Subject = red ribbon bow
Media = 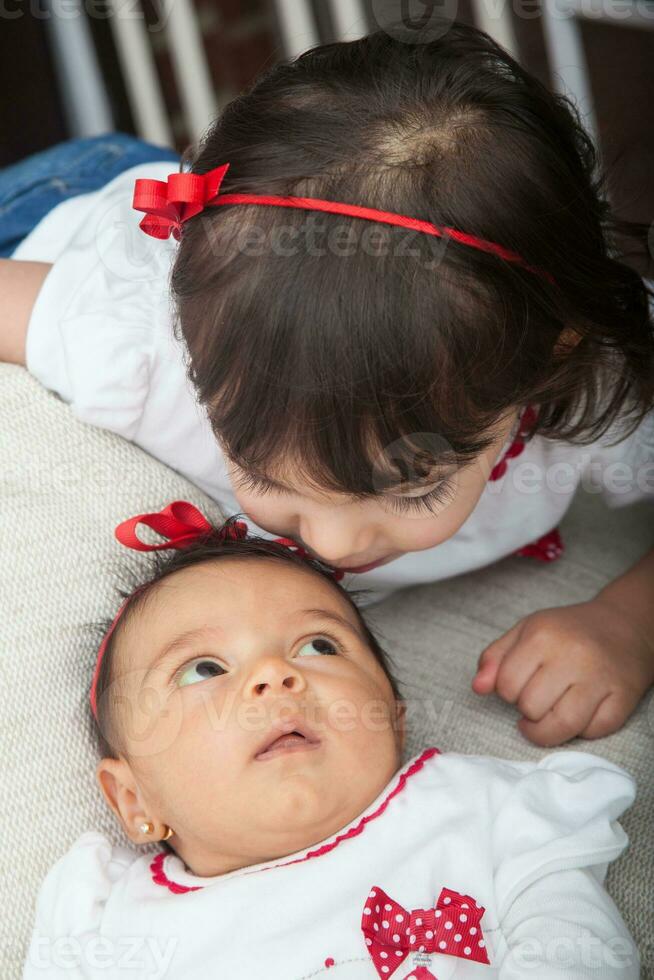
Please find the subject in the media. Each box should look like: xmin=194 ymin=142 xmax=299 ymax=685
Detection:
xmin=115 ymin=500 xmax=246 ymax=550
xmin=132 ymin=164 xmax=231 ymax=240
xmin=113 ymin=501 xmax=344 ymax=580
xmin=361 ymin=885 xmax=490 ymax=979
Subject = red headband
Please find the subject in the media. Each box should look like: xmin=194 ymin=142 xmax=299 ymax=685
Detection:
xmin=132 ymin=163 xmax=554 ymax=283
xmin=90 ymin=500 xmax=343 ymax=720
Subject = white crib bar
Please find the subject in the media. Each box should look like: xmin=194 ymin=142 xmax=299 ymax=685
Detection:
xmin=328 ymin=0 xmax=369 ymax=41
xmin=106 ymin=0 xmax=173 ymax=146
xmin=540 ymin=0 xmax=599 ymax=149
xmin=44 ymin=0 xmax=115 ymax=137
xmin=471 ymin=0 xmax=519 ymax=60
xmin=273 ymin=0 xmax=320 ymax=59
xmin=160 ymin=0 xmax=218 ymax=143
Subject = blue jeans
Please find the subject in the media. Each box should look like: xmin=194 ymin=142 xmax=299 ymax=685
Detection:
xmin=0 ymin=132 xmax=180 ymax=258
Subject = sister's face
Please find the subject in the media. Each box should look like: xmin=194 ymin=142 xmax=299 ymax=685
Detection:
xmin=225 ymin=411 xmax=519 ymax=573
xmin=97 ymin=559 xmax=404 ymax=878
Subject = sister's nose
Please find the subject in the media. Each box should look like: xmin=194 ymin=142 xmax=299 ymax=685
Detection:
xmin=244 ymin=657 xmax=307 ymax=699
xmin=298 ymin=519 xmax=373 ymax=566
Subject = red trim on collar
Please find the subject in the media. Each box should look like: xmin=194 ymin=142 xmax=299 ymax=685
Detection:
xmin=150 ymin=747 xmax=441 ymax=894
xmin=488 ymin=404 xmax=538 ymax=482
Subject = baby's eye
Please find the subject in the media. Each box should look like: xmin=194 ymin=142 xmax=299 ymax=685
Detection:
xmin=176 ymin=658 xmax=226 ymax=688
xmin=296 ymin=637 xmax=339 ymax=657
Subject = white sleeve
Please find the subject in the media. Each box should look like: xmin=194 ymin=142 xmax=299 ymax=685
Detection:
xmin=21 ymin=170 xmax=236 ymax=504
xmin=23 ymin=162 xmax=179 ymax=444
xmin=490 ymin=751 xmax=638 ymax=978
xmin=585 ymin=277 xmax=654 ymax=510
xmin=22 ymin=832 xmax=133 ymax=979
xmin=584 ymin=408 xmax=654 ymax=509
xmin=497 ymin=867 xmax=639 ymax=978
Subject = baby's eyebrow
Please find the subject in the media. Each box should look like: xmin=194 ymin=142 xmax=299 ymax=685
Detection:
xmin=143 ymin=626 xmax=221 ymax=680
xmin=298 ymin=608 xmax=367 ymax=643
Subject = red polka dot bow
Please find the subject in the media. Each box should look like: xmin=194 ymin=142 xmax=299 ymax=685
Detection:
xmin=361 ymin=885 xmax=490 ymax=979
xmin=132 ymin=164 xmax=230 ymax=240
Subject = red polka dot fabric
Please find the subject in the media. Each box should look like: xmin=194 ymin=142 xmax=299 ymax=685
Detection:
xmin=361 ymin=885 xmax=490 ymax=978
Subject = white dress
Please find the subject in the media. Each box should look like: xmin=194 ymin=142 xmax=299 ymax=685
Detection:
xmin=13 ymin=163 xmax=654 ymax=604
xmin=22 ymin=747 xmax=639 ymax=979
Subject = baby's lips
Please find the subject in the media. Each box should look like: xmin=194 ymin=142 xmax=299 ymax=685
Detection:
xmin=253 ymin=716 xmax=321 ymax=758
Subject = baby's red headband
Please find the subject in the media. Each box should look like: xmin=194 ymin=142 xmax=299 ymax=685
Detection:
xmin=90 ymin=500 xmax=343 ymax=721
xmin=132 ymin=163 xmax=554 ymax=283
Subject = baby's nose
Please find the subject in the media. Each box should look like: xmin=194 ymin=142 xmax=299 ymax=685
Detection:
xmin=247 ymin=657 xmax=306 ymax=698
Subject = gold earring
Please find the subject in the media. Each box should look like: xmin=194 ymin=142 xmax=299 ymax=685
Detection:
xmin=139 ymin=820 xmax=174 ymax=840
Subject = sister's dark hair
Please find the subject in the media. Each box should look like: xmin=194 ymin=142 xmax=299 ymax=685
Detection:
xmin=171 ymin=20 xmax=653 ymax=496
xmin=88 ymin=514 xmax=401 ymax=770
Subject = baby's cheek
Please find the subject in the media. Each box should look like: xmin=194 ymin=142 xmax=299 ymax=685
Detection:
xmin=327 ymin=676 xmax=397 ymax=742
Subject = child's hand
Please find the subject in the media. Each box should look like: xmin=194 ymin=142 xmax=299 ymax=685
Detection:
xmin=471 ymin=598 xmax=654 ymax=746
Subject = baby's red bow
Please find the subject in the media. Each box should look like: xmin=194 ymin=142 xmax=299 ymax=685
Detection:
xmin=112 ymin=501 xmax=344 ymax=580
xmin=132 ymin=163 xmax=230 ymax=240
xmin=115 ymin=500 xmax=246 ymax=551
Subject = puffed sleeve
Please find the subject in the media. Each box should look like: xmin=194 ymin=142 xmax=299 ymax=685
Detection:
xmin=491 ymin=751 xmax=639 ymax=978
xmin=583 ymin=278 xmax=654 ymax=510
xmin=22 ymin=831 xmax=134 ymax=979
xmin=585 ymin=408 xmax=654 ymax=510
xmin=23 ymin=161 xmax=179 ymax=443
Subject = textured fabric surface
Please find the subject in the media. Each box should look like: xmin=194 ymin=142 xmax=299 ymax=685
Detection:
xmin=1 ymin=363 xmax=652 ymax=979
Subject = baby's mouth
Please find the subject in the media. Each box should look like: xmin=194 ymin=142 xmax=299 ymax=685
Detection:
xmin=254 ymin=723 xmax=321 ymax=760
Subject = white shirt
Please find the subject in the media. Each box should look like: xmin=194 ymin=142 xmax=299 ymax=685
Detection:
xmin=13 ymin=163 xmax=654 ymax=605
xmin=22 ymin=748 xmax=639 ymax=979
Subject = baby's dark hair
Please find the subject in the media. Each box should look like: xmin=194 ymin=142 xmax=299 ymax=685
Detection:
xmin=88 ymin=515 xmax=402 ymax=768
xmin=171 ymin=20 xmax=653 ymax=495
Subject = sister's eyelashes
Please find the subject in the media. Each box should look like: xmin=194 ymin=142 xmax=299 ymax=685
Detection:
xmin=232 ymin=469 xmax=457 ymax=516
xmin=173 ymin=634 xmax=341 ymax=688
xmin=232 ymin=471 xmax=292 ymax=498
xmin=386 ymin=477 xmax=457 ymax=515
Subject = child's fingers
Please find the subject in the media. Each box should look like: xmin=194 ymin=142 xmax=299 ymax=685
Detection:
xmin=517 ymin=684 xmax=606 ymax=747
xmin=493 ymin=646 xmax=546 ymax=707
xmin=580 ymin=692 xmax=633 ymax=740
xmin=471 ymin=622 xmax=523 ymax=695
xmin=512 ymin=663 xmax=569 ymax=721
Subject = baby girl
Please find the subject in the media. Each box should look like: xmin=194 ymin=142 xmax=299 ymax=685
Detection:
xmin=23 ymin=502 xmax=639 ymax=979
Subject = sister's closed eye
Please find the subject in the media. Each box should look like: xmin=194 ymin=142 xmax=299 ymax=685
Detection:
xmin=174 ymin=634 xmax=341 ymax=688
xmin=386 ymin=477 xmax=456 ymax=515
xmin=233 ymin=470 xmax=457 ymax=517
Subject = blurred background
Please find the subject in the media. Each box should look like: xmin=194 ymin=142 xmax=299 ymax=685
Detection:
xmin=1 ymin=0 xmax=653 ymax=263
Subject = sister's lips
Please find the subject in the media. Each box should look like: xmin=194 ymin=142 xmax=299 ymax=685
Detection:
xmin=254 ymin=720 xmax=321 ymax=759
xmin=336 ymin=553 xmax=401 ymax=573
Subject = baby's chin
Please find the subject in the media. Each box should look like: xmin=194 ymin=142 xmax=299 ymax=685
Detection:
xmin=230 ymin=767 xmax=360 ymax=860
xmin=255 ymin=763 xmax=344 ymax=833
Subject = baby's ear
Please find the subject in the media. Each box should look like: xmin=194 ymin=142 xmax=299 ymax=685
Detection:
xmin=96 ymin=758 xmax=152 ymax=844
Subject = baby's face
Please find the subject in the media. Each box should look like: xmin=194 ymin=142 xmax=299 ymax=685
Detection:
xmin=97 ymin=559 xmax=404 ymax=877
